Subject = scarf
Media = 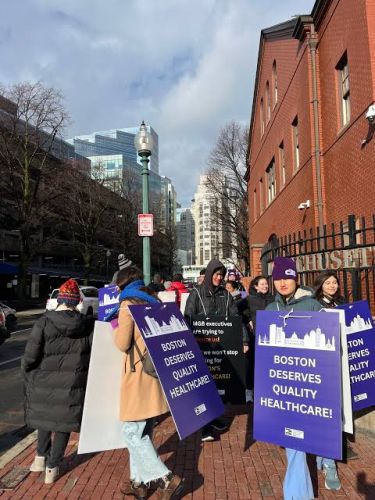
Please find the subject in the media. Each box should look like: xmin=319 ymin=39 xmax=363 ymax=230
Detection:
xmin=104 ymin=280 xmax=159 ymax=321
xmin=119 ymin=280 xmax=159 ymax=304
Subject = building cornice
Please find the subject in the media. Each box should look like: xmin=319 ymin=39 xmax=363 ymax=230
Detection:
xmin=311 ymin=0 xmax=333 ymax=30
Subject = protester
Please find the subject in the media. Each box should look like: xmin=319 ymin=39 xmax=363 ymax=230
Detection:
xmin=196 ymin=268 xmax=206 ymax=286
xmin=243 ymin=275 xmax=274 ymax=332
xmin=225 ymin=280 xmax=243 ymax=304
xmin=167 ymin=273 xmax=189 ymax=306
xmin=266 ymin=257 xmax=341 ymax=497
xmin=185 ymin=259 xmax=248 ymax=441
xmin=114 ymin=266 xmax=184 ymax=499
xmin=111 ymin=254 xmax=133 ymax=284
xmin=314 ymin=271 xmax=345 ymax=308
xmin=241 ymin=276 xmax=274 ymax=402
xmin=314 ymin=271 xmax=358 ymax=461
xmin=22 ymin=279 xmax=93 ymax=484
xmin=148 ymin=273 xmax=165 ymax=293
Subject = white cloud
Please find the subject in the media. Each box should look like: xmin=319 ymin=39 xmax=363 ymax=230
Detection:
xmin=0 ymin=0 xmax=314 ymax=205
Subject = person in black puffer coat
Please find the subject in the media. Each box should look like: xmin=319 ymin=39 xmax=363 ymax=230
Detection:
xmin=243 ymin=275 xmax=274 ymax=332
xmin=22 ymin=279 xmax=93 ymax=484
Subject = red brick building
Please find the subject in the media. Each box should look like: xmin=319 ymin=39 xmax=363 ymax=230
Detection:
xmin=246 ymin=0 xmax=375 ymax=301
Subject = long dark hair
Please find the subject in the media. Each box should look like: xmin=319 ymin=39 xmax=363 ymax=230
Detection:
xmin=116 ymin=266 xmax=158 ymax=301
xmin=313 ymin=271 xmax=341 ymax=301
xmin=249 ymin=275 xmax=268 ymax=294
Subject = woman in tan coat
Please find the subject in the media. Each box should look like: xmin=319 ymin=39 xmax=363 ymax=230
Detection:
xmin=113 ymin=266 xmax=184 ymax=500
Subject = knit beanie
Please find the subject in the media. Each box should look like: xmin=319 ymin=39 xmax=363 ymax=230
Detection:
xmin=118 ymin=254 xmax=132 ymax=270
xmin=57 ymin=278 xmax=81 ymax=306
xmin=272 ymin=256 xmax=298 ymax=281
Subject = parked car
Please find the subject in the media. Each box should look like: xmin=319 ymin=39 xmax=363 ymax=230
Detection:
xmin=0 ymin=306 xmax=10 ymax=346
xmin=0 ymin=301 xmax=17 ymax=330
xmin=46 ymin=286 xmax=99 ymax=317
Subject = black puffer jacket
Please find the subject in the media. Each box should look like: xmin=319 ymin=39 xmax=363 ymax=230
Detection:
xmin=22 ymin=310 xmax=93 ymax=432
xmin=243 ymin=289 xmax=274 ymax=332
xmin=184 ymin=259 xmax=249 ymax=344
xmin=184 ymin=259 xmax=237 ymax=320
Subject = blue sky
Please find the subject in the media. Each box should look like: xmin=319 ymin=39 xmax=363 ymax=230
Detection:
xmin=0 ymin=0 xmax=314 ymax=206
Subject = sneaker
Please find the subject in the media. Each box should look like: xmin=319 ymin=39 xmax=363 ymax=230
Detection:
xmin=346 ymin=445 xmax=359 ymax=460
xmin=201 ymin=428 xmax=215 ymax=442
xmin=29 ymin=455 xmax=46 ymax=472
xmin=322 ymin=464 xmax=341 ymax=490
xmin=210 ymin=418 xmax=228 ymax=432
xmin=45 ymin=466 xmax=59 ymax=484
xmin=120 ymin=480 xmax=148 ymax=499
xmin=155 ymin=474 xmax=184 ymax=499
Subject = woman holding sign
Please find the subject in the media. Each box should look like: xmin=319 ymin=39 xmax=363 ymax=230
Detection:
xmin=114 ymin=266 xmax=184 ymax=500
xmin=266 ymin=257 xmax=341 ymax=498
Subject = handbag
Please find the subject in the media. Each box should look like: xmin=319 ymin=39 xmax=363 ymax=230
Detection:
xmin=128 ymin=338 xmax=158 ymax=379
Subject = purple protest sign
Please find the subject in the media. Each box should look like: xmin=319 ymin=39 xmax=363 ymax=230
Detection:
xmin=98 ymin=285 xmax=119 ymax=321
xmin=337 ymin=300 xmax=375 ymax=410
xmin=128 ymin=303 xmax=224 ymax=440
xmin=254 ymin=310 xmax=342 ymax=459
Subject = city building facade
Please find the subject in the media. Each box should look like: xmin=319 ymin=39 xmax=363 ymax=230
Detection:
xmin=176 ymin=208 xmax=195 ymax=266
xmin=246 ymin=0 xmax=375 ymax=306
xmin=192 ymin=175 xmax=235 ymax=267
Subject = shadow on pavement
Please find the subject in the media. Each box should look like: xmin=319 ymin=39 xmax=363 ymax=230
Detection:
xmin=0 ymin=425 xmax=33 ymax=454
xmin=357 ymin=471 xmax=375 ymax=500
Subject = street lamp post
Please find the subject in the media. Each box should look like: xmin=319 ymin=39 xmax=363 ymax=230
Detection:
xmin=134 ymin=121 xmax=153 ymax=286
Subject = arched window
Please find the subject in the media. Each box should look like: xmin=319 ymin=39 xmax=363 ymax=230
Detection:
xmin=266 ymin=81 xmax=271 ymax=123
xmin=272 ymin=61 xmax=278 ymax=106
xmin=260 ymin=98 xmax=265 ymax=136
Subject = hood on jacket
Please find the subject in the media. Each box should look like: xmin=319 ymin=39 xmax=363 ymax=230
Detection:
xmin=45 ymin=310 xmax=93 ymax=339
xmin=203 ymin=259 xmax=226 ymax=292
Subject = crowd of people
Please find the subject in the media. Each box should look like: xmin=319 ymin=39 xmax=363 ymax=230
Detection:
xmin=21 ymin=255 xmax=358 ymax=499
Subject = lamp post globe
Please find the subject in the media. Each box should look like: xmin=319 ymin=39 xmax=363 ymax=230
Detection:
xmin=134 ymin=121 xmax=153 ymax=286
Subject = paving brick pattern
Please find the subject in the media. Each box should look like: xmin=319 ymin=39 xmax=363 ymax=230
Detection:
xmin=0 ymin=405 xmax=374 ymax=499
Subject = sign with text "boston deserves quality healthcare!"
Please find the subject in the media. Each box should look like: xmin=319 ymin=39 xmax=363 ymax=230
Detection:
xmin=337 ymin=300 xmax=375 ymax=411
xmin=253 ymin=310 xmax=342 ymax=459
xmin=128 ymin=303 xmax=224 ymax=440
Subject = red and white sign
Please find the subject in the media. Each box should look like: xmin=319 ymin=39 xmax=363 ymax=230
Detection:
xmin=138 ymin=214 xmax=154 ymax=236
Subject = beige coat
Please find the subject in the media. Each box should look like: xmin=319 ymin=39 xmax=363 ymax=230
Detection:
xmin=113 ymin=300 xmax=169 ymax=421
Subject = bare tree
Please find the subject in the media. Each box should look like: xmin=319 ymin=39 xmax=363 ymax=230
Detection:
xmin=206 ymin=121 xmax=250 ymax=274
xmin=0 ymin=81 xmax=70 ymax=298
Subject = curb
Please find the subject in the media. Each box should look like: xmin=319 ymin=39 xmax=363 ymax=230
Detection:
xmin=0 ymin=431 xmax=37 ymax=469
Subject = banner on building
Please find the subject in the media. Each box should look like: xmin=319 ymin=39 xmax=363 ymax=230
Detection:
xmin=129 ymin=303 xmax=224 ymax=440
xmin=190 ymin=315 xmax=246 ymax=404
xmin=337 ymin=300 xmax=375 ymax=411
xmin=253 ymin=310 xmax=342 ymax=459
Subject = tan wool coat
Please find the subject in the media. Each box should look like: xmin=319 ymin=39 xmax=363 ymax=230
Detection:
xmin=113 ymin=300 xmax=169 ymax=421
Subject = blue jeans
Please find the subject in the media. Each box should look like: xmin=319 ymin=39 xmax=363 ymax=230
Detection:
xmin=122 ymin=418 xmax=170 ymax=484
xmin=284 ymin=448 xmax=336 ymax=500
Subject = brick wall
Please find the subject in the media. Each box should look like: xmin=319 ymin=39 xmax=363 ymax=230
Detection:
xmin=247 ymin=0 xmax=375 ymax=276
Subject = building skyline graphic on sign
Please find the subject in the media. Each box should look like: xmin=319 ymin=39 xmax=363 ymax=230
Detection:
xmin=99 ymin=291 xmax=119 ymax=307
xmin=142 ymin=314 xmax=189 ymax=338
xmin=344 ymin=312 xmax=373 ymax=334
xmin=258 ymin=324 xmax=336 ymax=351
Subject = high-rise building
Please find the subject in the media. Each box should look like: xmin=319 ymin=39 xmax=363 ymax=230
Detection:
xmin=160 ymin=176 xmax=177 ymax=232
xmin=191 ymin=175 xmax=235 ymax=266
xmin=67 ymin=126 xmax=159 ymax=174
xmin=176 ymin=208 xmax=195 ymax=265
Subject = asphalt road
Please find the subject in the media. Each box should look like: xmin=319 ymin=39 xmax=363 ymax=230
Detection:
xmin=0 ymin=312 xmax=43 ymax=454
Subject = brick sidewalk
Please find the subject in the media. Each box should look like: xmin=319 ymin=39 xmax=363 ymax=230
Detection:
xmin=0 ymin=405 xmax=374 ymax=499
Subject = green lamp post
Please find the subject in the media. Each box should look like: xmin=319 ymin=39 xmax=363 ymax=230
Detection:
xmin=134 ymin=121 xmax=153 ymax=286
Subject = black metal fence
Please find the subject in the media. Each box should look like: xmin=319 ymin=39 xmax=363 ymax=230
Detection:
xmin=261 ymin=214 xmax=375 ymax=310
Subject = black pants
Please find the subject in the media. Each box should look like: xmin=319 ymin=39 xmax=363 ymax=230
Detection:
xmin=37 ymin=430 xmax=70 ymax=468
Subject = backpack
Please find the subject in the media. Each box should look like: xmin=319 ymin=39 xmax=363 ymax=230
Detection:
xmin=128 ymin=338 xmax=158 ymax=379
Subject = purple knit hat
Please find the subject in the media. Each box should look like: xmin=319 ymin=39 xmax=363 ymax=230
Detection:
xmin=272 ymin=256 xmax=298 ymax=281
